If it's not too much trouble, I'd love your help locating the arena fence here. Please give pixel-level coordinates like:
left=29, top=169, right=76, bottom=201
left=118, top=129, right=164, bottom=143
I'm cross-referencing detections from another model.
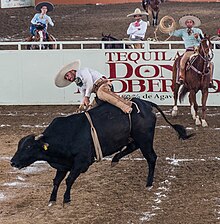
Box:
left=0, top=40, right=219, bottom=106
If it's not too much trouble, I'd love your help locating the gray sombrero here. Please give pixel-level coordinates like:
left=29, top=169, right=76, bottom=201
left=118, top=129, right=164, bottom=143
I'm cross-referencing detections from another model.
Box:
left=127, top=8, right=148, bottom=17
left=179, top=15, right=201, bottom=27
left=55, top=60, right=81, bottom=88
left=35, top=1, right=54, bottom=13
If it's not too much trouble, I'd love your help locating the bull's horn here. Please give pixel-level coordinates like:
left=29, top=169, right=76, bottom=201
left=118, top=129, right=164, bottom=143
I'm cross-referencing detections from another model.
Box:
left=34, top=134, right=44, bottom=141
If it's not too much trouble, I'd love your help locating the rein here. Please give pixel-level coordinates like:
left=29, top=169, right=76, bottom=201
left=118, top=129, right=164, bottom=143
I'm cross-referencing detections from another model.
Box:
left=187, top=39, right=213, bottom=76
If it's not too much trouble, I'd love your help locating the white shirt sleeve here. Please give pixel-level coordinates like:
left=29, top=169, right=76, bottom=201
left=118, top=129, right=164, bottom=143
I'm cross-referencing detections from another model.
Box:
left=80, top=69, right=94, bottom=97
left=46, top=15, right=54, bottom=26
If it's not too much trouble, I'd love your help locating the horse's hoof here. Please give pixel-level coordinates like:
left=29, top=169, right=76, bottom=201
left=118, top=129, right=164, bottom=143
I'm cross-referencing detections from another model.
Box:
left=171, top=106, right=178, bottom=117
left=48, top=201, right=56, bottom=207
left=201, top=119, right=208, bottom=127
left=171, top=110, right=178, bottom=117
left=195, top=117, right=201, bottom=126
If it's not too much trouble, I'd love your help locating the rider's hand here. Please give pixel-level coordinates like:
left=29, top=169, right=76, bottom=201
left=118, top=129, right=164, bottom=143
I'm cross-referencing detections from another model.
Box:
left=82, top=96, right=90, bottom=106
left=194, top=33, right=199, bottom=39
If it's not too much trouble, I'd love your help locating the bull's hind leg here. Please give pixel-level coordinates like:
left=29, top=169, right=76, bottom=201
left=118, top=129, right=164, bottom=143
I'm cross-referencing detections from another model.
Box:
left=137, top=133, right=157, bottom=187
left=48, top=170, right=67, bottom=206
left=111, top=141, right=137, bottom=167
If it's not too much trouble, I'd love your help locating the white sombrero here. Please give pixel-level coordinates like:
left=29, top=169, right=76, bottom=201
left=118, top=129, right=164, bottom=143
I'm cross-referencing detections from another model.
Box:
left=179, top=15, right=201, bottom=27
left=35, top=1, right=54, bottom=13
left=55, top=60, right=81, bottom=88
left=127, top=8, right=148, bottom=17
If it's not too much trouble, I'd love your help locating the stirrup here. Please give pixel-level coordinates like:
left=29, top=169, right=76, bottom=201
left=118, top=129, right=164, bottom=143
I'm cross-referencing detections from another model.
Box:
left=209, top=82, right=216, bottom=89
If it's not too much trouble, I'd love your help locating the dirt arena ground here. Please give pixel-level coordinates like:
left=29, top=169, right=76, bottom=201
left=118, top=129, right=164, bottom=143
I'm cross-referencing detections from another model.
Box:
left=0, top=105, right=220, bottom=224
left=0, top=2, right=220, bottom=224
left=0, top=2, right=219, bottom=41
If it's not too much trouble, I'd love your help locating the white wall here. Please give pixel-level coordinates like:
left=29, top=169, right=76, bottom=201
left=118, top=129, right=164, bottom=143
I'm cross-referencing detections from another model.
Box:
left=0, top=40, right=219, bottom=106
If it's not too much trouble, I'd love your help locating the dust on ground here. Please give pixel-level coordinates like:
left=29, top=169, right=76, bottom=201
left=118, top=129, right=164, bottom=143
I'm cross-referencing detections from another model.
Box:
left=0, top=105, right=220, bottom=224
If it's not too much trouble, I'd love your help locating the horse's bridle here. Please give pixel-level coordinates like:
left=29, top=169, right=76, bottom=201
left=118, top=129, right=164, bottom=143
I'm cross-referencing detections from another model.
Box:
left=188, top=38, right=213, bottom=75
left=200, top=38, right=214, bottom=61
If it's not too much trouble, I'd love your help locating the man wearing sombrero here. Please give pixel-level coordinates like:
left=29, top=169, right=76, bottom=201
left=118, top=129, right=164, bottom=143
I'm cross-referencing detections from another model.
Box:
left=127, top=8, right=148, bottom=48
left=170, top=16, right=201, bottom=81
left=54, top=60, right=133, bottom=114
left=170, top=15, right=215, bottom=88
left=29, top=1, right=54, bottom=39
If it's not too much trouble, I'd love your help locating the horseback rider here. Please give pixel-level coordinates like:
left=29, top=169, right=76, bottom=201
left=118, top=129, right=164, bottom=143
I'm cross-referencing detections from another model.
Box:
left=29, top=1, right=54, bottom=41
left=127, top=8, right=148, bottom=48
left=170, top=15, right=215, bottom=89
left=54, top=60, right=133, bottom=114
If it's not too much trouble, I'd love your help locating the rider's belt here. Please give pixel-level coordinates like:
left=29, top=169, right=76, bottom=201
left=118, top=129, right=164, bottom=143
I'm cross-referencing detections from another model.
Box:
left=186, top=47, right=194, bottom=52
left=93, top=77, right=109, bottom=93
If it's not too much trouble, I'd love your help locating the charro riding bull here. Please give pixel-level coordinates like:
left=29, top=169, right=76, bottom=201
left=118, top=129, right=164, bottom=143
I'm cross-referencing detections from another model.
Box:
left=11, top=99, right=193, bottom=205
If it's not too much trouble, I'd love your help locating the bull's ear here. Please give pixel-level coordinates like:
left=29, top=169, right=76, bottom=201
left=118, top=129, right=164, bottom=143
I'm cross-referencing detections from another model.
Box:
left=42, top=143, right=49, bottom=151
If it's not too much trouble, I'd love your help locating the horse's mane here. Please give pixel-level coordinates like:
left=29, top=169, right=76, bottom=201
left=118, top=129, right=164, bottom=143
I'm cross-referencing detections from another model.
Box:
left=101, top=34, right=120, bottom=41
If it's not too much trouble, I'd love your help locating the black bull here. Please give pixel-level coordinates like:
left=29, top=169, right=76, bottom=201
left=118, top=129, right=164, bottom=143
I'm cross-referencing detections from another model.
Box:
left=11, top=98, right=192, bottom=205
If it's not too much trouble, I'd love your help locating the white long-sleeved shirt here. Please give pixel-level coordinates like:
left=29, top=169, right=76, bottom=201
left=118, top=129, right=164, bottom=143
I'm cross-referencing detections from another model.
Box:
left=31, top=13, right=54, bottom=28
left=76, top=68, right=103, bottom=98
left=127, top=19, right=148, bottom=39
left=170, top=27, right=203, bottom=49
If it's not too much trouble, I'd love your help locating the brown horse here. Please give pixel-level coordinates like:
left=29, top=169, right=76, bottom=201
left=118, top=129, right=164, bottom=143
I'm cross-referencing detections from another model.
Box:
left=171, top=35, right=214, bottom=127
left=142, top=0, right=164, bottom=26
left=26, top=30, right=57, bottom=50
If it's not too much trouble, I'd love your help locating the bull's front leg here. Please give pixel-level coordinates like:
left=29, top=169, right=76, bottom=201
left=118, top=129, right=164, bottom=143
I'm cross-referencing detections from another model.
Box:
left=63, top=157, right=90, bottom=205
left=48, top=170, right=67, bottom=206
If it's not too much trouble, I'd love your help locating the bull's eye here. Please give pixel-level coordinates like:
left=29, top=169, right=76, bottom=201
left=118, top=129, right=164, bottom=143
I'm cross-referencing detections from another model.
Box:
left=26, top=145, right=31, bottom=150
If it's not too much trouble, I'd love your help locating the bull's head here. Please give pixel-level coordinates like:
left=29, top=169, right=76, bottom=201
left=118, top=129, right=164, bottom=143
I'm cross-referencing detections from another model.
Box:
left=11, top=134, right=49, bottom=169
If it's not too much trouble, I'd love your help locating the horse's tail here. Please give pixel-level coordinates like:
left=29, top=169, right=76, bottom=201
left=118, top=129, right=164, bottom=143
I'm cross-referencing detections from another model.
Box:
left=179, top=85, right=188, bottom=103
left=148, top=101, right=194, bottom=140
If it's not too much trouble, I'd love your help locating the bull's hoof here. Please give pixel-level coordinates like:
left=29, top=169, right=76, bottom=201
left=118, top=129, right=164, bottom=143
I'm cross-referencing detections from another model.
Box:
left=63, top=201, right=71, bottom=208
left=146, top=185, right=153, bottom=191
left=48, top=201, right=56, bottom=207
left=111, top=161, right=119, bottom=167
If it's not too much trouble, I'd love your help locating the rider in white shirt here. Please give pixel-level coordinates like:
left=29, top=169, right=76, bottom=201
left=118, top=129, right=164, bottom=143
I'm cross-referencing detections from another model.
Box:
left=55, top=60, right=133, bottom=114
left=30, top=2, right=54, bottom=39
left=127, top=8, right=148, bottom=41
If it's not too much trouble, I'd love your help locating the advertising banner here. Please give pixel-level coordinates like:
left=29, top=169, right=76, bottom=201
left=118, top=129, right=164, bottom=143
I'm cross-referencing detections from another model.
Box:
left=0, top=41, right=219, bottom=105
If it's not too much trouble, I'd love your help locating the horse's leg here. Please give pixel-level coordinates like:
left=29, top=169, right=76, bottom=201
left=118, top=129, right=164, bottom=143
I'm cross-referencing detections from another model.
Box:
left=188, top=92, right=196, bottom=120
left=201, top=89, right=209, bottom=127
left=152, top=10, right=156, bottom=26
left=172, top=83, right=180, bottom=117
left=154, top=10, right=159, bottom=26
left=190, top=90, right=201, bottom=125
left=171, top=59, right=180, bottom=117
left=146, top=7, right=150, bottom=25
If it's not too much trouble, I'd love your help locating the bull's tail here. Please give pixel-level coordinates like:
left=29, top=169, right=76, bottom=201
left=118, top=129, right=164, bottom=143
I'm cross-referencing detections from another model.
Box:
left=179, top=85, right=189, bottom=103
left=149, top=101, right=194, bottom=140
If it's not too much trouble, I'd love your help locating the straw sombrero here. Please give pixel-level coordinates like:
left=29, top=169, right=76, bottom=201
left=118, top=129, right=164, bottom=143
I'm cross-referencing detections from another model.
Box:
left=35, top=1, right=54, bottom=12
left=179, top=15, right=201, bottom=27
left=55, top=60, right=81, bottom=88
left=127, top=8, right=148, bottom=17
